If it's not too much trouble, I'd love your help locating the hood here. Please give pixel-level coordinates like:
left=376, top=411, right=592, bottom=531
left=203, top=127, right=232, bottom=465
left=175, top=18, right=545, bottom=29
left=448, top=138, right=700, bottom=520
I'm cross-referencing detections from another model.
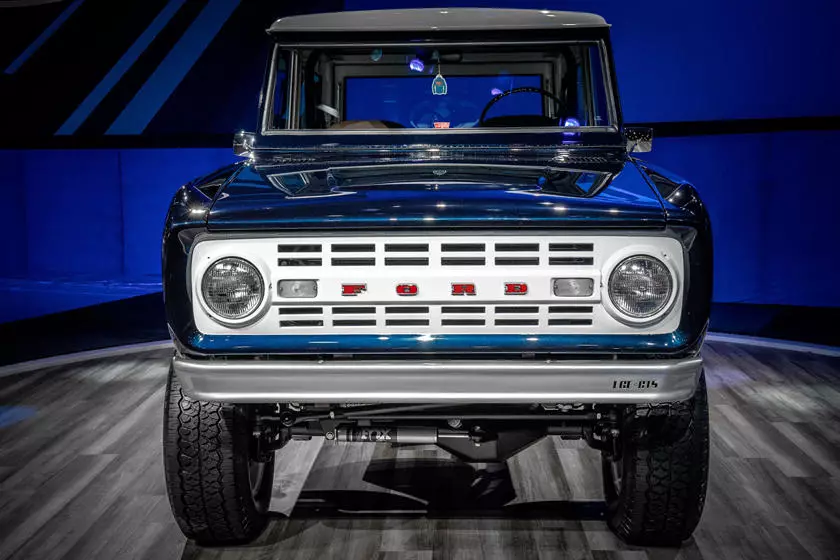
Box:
left=208, top=160, right=665, bottom=231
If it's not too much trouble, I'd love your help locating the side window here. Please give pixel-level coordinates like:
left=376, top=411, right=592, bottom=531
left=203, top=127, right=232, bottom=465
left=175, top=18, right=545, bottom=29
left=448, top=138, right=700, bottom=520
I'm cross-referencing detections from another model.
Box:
left=571, top=46, right=609, bottom=127
left=271, top=51, right=290, bottom=129
left=584, top=46, right=609, bottom=126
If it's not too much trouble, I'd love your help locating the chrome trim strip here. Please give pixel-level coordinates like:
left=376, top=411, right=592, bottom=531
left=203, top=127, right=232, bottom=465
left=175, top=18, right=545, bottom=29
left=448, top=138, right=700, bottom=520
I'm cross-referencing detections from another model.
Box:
left=193, top=229, right=676, bottom=240
left=261, top=44, right=278, bottom=134
left=271, top=299, right=585, bottom=307
left=269, top=40, right=609, bottom=49
left=173, top=356, right=702, bottom=403
left=287, top=49, right=301, bottom=130
left=598, top=38, right=620, bottom=128
left=259, top=126, right=619, bottom=136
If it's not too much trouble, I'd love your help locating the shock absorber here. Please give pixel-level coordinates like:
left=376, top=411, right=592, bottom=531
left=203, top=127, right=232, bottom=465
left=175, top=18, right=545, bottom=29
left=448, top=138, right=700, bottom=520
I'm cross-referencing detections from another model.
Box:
left=336, top=426, right=438, bottom=443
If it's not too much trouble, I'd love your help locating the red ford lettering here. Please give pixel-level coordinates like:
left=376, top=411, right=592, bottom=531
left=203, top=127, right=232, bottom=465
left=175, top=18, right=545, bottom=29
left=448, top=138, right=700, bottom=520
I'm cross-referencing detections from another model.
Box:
left=451, top=283, right=477, bottom=296
left=396, top=283, right=418, bottom=296
left=341, top=283, right=367, bottom=296
left=505, top=282, right=528, bottom=295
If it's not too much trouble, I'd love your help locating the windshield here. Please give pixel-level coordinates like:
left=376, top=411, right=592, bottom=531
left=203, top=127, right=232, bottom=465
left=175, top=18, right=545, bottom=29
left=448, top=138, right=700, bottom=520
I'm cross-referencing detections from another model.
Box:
left=266, top=43, right=612, bottom=132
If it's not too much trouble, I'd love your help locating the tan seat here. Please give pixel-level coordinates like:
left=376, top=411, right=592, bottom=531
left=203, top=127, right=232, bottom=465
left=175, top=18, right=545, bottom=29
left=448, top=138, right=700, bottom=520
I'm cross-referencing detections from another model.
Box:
left=329, top=120, right=392, bottom=130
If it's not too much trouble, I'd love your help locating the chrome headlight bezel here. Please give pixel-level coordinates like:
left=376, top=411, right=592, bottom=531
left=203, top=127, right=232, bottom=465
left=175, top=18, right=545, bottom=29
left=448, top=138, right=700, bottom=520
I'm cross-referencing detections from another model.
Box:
left=198, top=256, right=270, bottom=327
left=605, top=253, right=678, bottom=325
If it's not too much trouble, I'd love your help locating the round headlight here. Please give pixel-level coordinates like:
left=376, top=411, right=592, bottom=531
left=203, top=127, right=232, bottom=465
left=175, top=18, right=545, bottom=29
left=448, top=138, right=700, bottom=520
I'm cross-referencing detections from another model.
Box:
left=201, top=257, right=265, bottom=321
left=608, top=255, right=673, bottom=319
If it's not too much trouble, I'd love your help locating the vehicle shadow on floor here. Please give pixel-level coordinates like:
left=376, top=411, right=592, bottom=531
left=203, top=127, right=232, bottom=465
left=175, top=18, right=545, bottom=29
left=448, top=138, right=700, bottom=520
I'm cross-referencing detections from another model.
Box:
left=291, top=457, right=607, bottom=519
left=180, top=457, right=610, bottom=558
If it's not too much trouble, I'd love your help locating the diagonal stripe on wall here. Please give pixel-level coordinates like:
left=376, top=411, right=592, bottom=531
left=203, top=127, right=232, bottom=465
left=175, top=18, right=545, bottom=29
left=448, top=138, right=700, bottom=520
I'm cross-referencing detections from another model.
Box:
left=106, top=0, right=240, bottom=135
left=55, top=0, right=187, bottom=135
left=4, top=0, right=86, bottom=74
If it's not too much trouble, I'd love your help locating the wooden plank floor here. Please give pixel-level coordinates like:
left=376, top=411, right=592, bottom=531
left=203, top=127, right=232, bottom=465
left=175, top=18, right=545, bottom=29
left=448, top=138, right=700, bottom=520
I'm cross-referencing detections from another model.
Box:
left=0, top=341, right=839, bottom=560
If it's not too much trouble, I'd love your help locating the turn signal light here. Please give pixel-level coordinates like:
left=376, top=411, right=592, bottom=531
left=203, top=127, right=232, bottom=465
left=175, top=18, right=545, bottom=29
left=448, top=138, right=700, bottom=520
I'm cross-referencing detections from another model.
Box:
left=552, top=278, right=594, bottom=297
left=278, top=279, right=318, bottom=298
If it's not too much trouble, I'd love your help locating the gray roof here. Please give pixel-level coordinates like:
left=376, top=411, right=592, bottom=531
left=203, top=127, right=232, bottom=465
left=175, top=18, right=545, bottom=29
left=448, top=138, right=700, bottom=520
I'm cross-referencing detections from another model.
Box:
left=269, top=8, right=608, bottom=34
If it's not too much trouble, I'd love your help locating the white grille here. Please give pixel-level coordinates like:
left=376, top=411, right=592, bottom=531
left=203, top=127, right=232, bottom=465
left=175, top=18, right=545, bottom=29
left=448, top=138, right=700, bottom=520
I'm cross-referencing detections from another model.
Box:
left=275, top=303, right=596, bottom=329
left=274, top=239, right=595, bottom=268
left=191, top=234, right=684, bottom=336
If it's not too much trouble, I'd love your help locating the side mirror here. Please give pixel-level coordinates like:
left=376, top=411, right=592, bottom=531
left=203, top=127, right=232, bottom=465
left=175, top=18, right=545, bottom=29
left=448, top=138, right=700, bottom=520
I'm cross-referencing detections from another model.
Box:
left=625, top=127, right=653, bottom=153
left=233, top=131, right=255, bottom=157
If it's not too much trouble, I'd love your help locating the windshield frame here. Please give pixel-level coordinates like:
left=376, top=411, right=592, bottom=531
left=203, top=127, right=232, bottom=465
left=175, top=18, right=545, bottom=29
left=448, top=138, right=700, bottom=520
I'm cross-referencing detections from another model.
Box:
left=259, top=39, right=621, bottom=137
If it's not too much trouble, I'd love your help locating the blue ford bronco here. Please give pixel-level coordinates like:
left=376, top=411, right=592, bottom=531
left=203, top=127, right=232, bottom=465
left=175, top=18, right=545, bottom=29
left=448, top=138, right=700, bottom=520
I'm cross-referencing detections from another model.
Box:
left=162, top=8, right=711, bottom=547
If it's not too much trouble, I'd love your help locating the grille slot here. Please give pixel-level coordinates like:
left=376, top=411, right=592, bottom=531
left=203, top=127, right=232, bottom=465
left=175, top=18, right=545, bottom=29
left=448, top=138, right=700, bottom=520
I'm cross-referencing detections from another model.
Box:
left=442, top=257, right=485, bottom=266
left=280, top=320, right=323, bottom=327
left=443, top=319, right=486, bottom=326
left=549, top=306, right=594, bottom=314
left=442, top=306, right=485, bottom=314
left=332, top=243, right=375, bottom=252
left=278, top=258, right=322, bottom=266
left=333, top=319, right=377, bottom=327
left=385, top=243, right=428, bottom=252
left=495, top=318, right=539, bottom=326
left=277, top=244, right=321, bottom=253
left=277, top=307, right=323, bottom=315
left=385, top=257, right=429, bottom=266
left=442, top=243, right=485, bottom=252
left=495, top=243, right=539, bottom=252
left=386, top=306, right=429, bottom=314
left=549, top=243, right=593, bottom=252
left=495, top=306, right=539, bottom=314
left=332, top=307, right=375, bottom=314
left=331, top=258, right=375, bottom=266
left=549, top=318, right=593, bottom=326
left=549, top=257, right=594, bottom=266
left=386, top=319, right=430, bottom=326
left=496, top=257, right=540, bottom=266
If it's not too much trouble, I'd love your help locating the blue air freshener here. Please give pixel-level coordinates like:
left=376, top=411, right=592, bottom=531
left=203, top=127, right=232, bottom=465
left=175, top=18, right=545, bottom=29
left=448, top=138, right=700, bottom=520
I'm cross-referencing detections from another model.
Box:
left=432, top=73, right=448, bottom=95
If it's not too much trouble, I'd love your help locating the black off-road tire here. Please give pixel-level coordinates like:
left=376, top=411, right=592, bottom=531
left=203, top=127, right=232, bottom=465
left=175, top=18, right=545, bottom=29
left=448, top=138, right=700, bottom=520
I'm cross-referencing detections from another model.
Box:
left=602, top=372, right=709, bottom=547
left=163, top=365, right=274, bottom=545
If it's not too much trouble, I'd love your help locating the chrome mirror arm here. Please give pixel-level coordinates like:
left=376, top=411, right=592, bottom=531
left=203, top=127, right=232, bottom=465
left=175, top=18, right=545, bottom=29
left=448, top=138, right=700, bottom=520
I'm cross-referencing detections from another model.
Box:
left=233, top=131, right=256, bottom=157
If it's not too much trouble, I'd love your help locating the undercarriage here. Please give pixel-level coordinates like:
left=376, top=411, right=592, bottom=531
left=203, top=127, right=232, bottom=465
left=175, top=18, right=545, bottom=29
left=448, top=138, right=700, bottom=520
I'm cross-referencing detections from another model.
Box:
left=252, top=402, right=620, bottom=463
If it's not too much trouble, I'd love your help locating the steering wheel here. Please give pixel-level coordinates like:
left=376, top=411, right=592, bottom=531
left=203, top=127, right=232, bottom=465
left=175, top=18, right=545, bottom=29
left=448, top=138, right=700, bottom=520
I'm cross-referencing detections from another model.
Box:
left=478, top=86, right=567, bottom=127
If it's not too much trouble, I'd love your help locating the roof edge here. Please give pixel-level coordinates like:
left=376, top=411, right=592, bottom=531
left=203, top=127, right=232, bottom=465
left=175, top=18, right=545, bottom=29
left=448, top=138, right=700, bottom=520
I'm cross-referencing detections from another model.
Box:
left=268, top=8, right=609, bottom=34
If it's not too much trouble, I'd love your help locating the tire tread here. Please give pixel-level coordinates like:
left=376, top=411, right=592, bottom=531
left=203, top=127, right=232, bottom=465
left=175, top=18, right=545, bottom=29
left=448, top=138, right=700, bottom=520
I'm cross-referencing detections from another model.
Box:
left=605, top=374, right=709, bottom=546
left=163, top=369, right=269, bottom=545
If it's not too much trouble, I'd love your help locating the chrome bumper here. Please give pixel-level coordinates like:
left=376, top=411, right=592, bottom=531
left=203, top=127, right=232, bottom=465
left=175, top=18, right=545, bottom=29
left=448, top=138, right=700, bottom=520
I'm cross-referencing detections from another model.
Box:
left=173, top=356, right=703, bottom=404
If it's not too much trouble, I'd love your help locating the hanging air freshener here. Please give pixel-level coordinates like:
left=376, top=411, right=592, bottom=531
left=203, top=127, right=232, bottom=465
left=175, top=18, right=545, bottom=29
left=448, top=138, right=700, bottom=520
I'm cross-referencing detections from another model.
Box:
left=431, top=62, right=448, bottom=96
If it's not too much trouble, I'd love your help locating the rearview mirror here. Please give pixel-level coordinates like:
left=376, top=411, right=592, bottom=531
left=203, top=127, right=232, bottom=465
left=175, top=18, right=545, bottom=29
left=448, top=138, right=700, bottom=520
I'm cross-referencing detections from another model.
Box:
left=233, top=131, right=255, bottom=157
left=625, top=127, right=653, bottom=153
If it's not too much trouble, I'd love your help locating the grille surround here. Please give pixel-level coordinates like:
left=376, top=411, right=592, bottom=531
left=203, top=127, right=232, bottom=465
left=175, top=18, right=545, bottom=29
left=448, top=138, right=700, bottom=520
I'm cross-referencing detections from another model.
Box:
left=191, top=233, right=684, bottom=336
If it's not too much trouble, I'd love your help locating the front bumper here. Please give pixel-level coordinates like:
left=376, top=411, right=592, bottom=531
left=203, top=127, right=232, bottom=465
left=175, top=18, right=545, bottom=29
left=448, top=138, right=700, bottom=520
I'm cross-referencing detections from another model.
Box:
left=173, top=356, right=703, bottom=404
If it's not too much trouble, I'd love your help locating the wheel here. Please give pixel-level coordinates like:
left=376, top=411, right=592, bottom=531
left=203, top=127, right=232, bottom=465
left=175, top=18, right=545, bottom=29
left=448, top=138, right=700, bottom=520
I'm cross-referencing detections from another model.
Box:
left=163, top=365, right=274, bottom=545
left=602, top=372, right=709, bottom=546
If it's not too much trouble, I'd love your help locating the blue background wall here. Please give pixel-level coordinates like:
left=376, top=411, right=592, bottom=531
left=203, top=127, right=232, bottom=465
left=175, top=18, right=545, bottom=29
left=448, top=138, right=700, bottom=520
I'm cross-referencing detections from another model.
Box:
left=1, top=0, right=839, bottom=323
left=345, top=0, right=840, bottom=123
